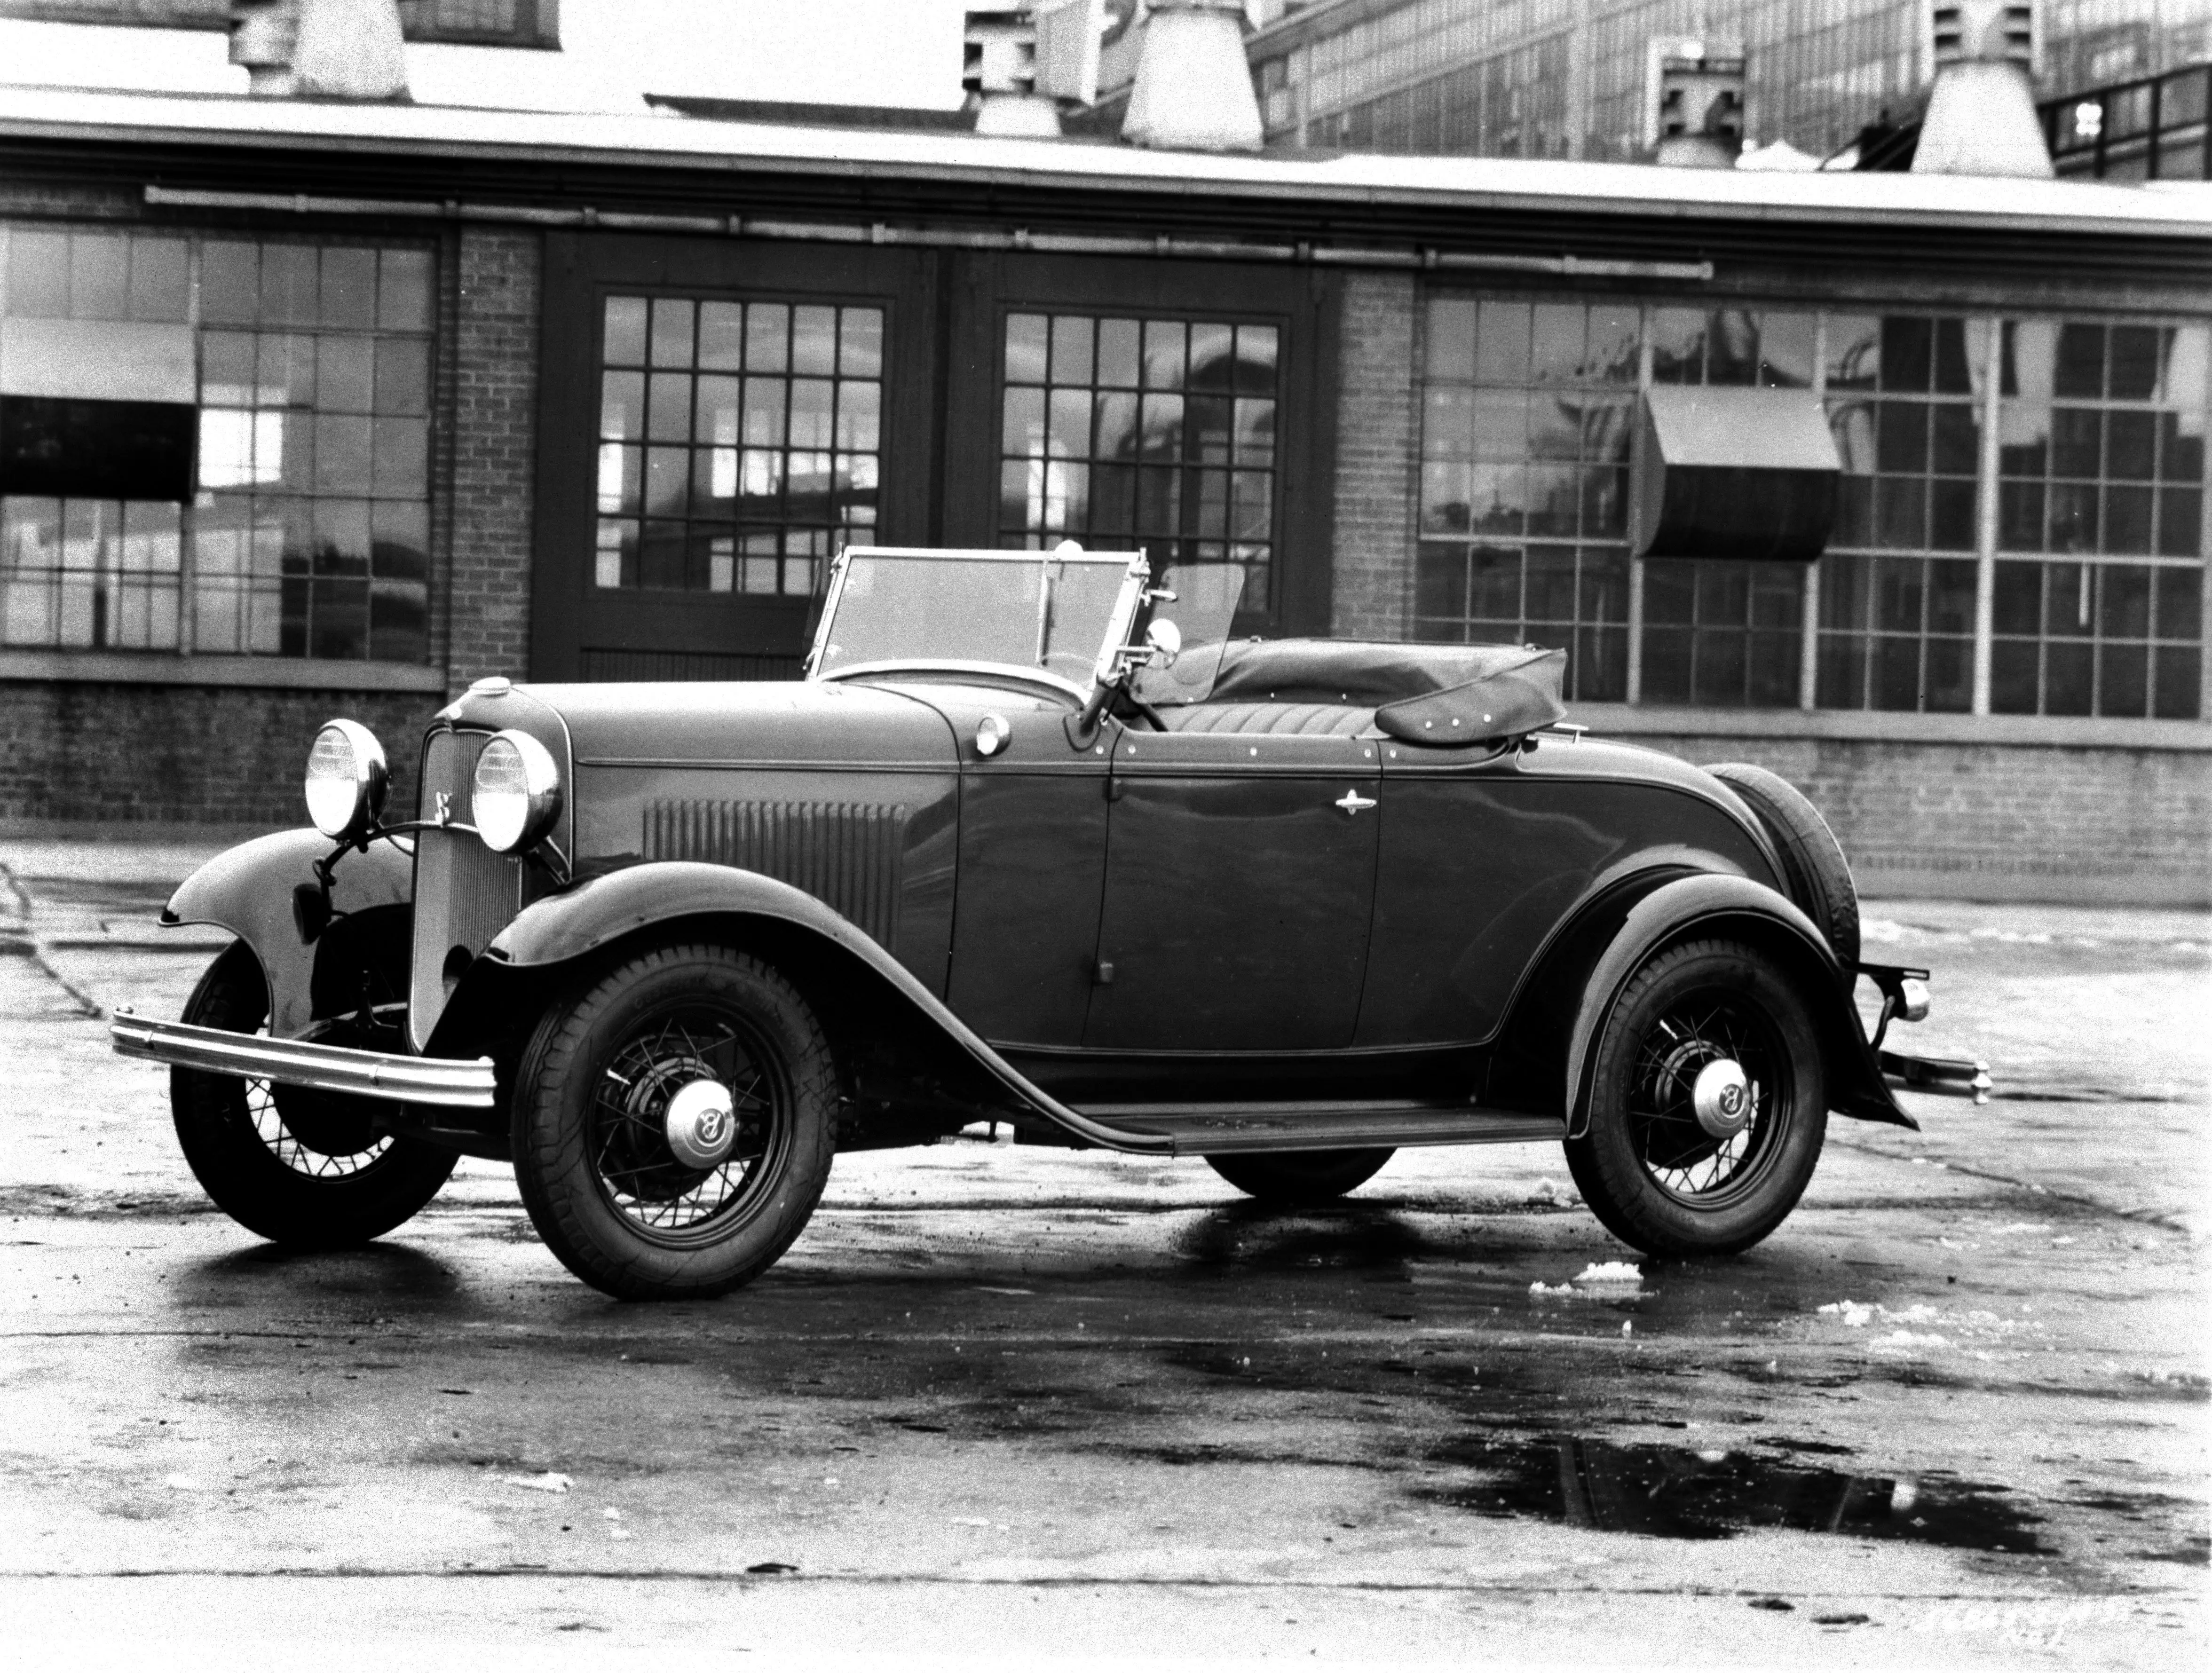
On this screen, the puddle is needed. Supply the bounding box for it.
[1427,1435,2050,1552]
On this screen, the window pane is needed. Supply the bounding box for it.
[650,299,694,367]
[746,303,790,373]
[1990,639,2038,713]
[201,242,259,326]
[1527,303,1585,385]
[2154,566,2202,641]
[697,301,743,371]
[320,247,377,329]
[1426,297,1477,380]
[596,298,646,369]
[2153,647,2201,718]
[378,250,433,331]
[1474,300,1530,383]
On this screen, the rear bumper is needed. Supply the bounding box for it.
[1880,1048,1993,1104]
[111,1012,496,1110]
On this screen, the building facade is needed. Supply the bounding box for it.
[1245,0,2210,165]
[0,87,2206,902]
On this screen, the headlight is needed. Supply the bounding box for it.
[471,730,562,854]
[303,719,388,840]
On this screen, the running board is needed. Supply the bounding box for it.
[1069,1100,1564,1156]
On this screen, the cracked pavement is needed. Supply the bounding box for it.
[0,837,2205,1670]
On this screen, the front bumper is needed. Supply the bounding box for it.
[111,1012,496,1110]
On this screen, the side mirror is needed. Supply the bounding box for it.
[1144,617,1181,668]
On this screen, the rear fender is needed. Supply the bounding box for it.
[444,862,1170,1153]
[1562,873,1912,1138]
[162,829,414,1039]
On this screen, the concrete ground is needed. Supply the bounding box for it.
[0,836,2206,1671]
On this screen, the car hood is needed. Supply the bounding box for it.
[436,678,958,768]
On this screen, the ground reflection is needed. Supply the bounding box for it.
[1427,1434,2050,1551]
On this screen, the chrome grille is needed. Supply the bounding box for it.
[410,730,523,1051]
[644,798,907,950]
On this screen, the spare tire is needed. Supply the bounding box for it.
[1707,762,1860,967]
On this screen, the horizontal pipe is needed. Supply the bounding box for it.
[111,1011,498,1110]
[142,185,1712,280]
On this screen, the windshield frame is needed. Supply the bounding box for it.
[804,544,1148,691]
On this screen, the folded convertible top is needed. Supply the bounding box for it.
[1138,638,1567,745]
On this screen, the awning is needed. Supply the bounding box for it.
[1631,385,1842,563]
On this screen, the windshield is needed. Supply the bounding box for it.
[811,547,1136,683]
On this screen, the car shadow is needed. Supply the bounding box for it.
[172,1239,465,1308]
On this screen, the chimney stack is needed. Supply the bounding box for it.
[1912,1,2052,177]
[965,9,1064,138]
[230,0,409,101]
[1646,38,1746,168]
[1122,0,1264,153]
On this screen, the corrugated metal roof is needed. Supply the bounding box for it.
[1,84,2208,240]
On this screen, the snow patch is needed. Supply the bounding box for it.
[1573,1262,1643,1286]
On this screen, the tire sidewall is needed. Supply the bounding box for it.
[171,944,458,1247]
[1568,939,1826,1256]
[513,946,837,1299]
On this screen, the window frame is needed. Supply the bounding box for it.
[1411,287,2212,725]
[0,220,442,676]
[941,251,1337,640]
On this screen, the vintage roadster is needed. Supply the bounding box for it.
[113,545,1986,1299]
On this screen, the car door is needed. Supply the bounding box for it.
[1082,726,1382,1052]
[943,697,1117,1048]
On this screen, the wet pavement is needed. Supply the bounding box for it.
[0,836,2206,1669]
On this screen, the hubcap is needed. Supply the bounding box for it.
[1691,1057,1753,1138]
[664,1078,737,1169]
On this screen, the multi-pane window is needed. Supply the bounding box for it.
[1817,315,1983,712]
[594,296,882,600]
[998,311,1278,619]
[1991,319,2206,717]
[1412,293,2209,721]
[1642,306,1817,706]
[0,224,435,663]
[1414,298,1633,700]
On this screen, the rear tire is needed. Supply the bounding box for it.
[512,943,837,1300]
[1708,762,1859,967]
[1205,1148,1394,1205]
[1564,938,1825,1258]
[170,944,458,1248]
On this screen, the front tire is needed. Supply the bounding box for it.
[171,944,458,1247]
[1206,1148,1394,1204]
[511,943,837,1300]
[1564,939,1825,1258]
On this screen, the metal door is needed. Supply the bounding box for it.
[1083,727,1381,1052]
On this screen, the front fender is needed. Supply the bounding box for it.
[1564,873,1912,1138]
[483,861,893,971]
[467,861,1172,1154]
[163,829,414,1039]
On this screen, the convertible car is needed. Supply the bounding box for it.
[112,544,1987,1299]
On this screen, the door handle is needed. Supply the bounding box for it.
[1334,789,1377,815]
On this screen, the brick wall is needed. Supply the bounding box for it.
[1328,270,1418,640]
[1630,733,2212,906]
[0,684,439,829]
[444,227,542,693]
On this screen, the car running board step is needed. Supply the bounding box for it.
[1068,1100,1564,1156]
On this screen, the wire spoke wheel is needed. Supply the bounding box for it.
[512,944,838,1300]
[585,1001,791,1243]
[243,1023,395,1180]
[1624,991,1788,1208]
[1564,938,1826,1259]
[170,942,458,1249]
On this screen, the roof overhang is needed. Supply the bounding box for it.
[0,85,2208,244]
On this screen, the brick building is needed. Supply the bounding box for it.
[0,85,2207,901]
